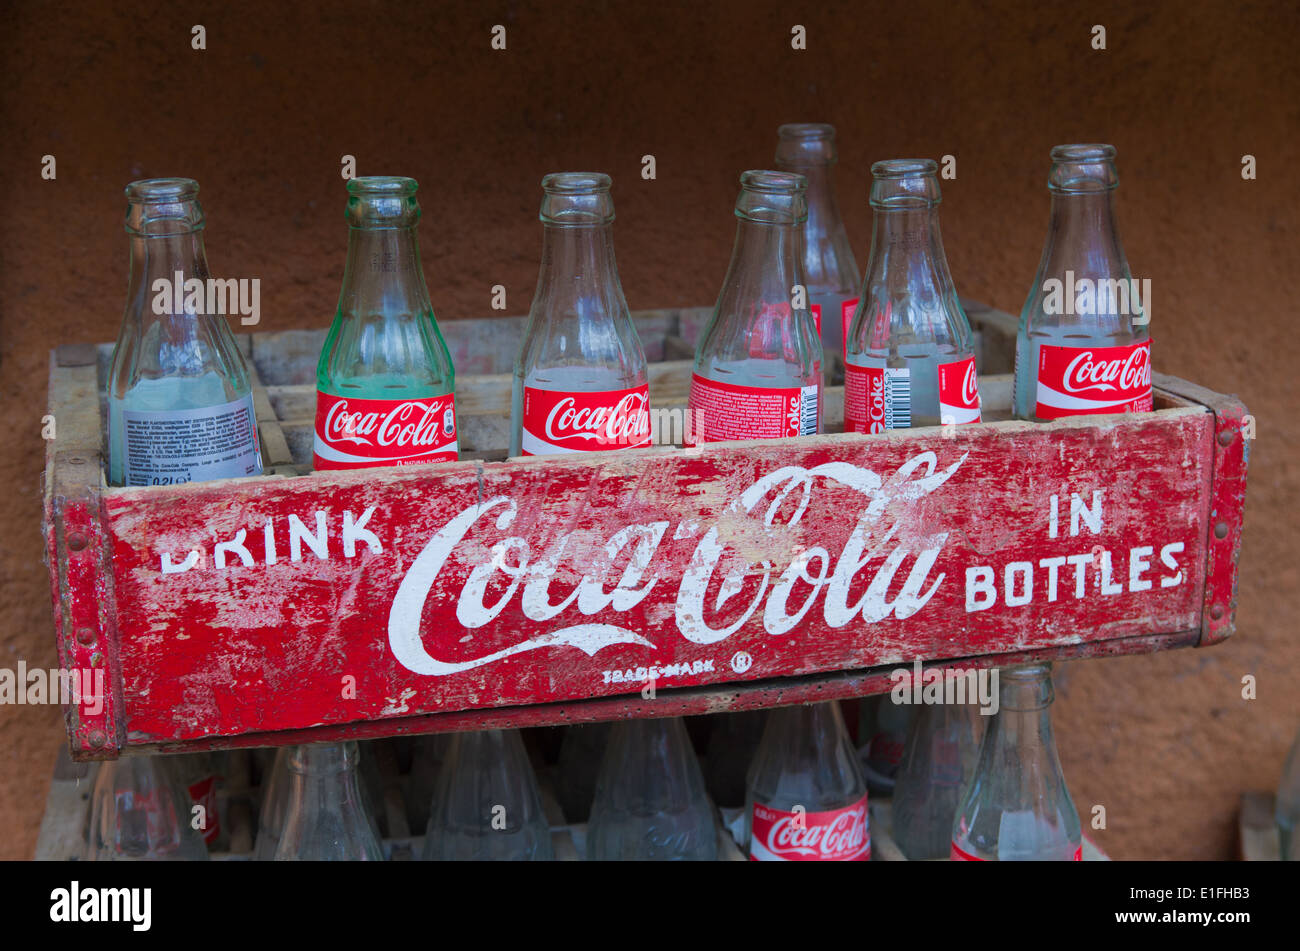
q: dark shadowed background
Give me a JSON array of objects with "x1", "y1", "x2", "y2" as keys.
[{"x1": 1, "y1": 0, "x2": 1296, "y2": 859}]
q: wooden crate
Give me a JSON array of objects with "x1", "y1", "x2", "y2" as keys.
[{"x1": 42, "y1": 302, "x2": 1249, "y2": 759}]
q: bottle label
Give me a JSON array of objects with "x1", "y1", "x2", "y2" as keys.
[
  {"x1": 810, "y1": 303, "x2": 822, "y2": 337},
  {"x1": 1035, "y1": 340, "x2": 1152, "y2": 419},
  {"x1": 938, "y1": 355, "x2": 983, "y2": 424},
  {"x1": 121, "y1": 395, "x2": 261, "y2": 486},
  {"x1": 686, "y1": 374, "x2": 817, "y2": 444},
  {"x1": 951, "y1": 841, "x2": 1083, "y2": 861},
  {"x1": 749, "y1": 797, "x2": 871, "y2": 861},
  {"x1": 186, "y1": 775, "x2": 220, "y2": 845},
  {"x1": 313, "y1": 392, "x2": 458, "y2": 469},
  {"x1": 867, "y1": 731, "x2": 905, "y2": 771},
  {"x1": 841, "y1": 298, "x2": 860, "y2": 360},
  {"x1": 521, "y1": 384, "x2": 652, "y2": 455},
  {"x1": 844, "y1": 364, "x2": 910, "y2": 433}
]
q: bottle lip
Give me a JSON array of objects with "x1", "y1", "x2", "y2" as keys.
[
  {"x1": 870, "y1": 159, "x2": 941, "y2": 209},
  {"x1": 1001, "y1": 662, "x2": 1052, "y2": 680},
  {"x1": 539, "y1": 172, "x2": 615, "y2": 226},
  {"x1": 739, "y1": 169, "x2": 806, "y2": 194},
  {"x1": 1049, "y1": 144, "x2": 1118, "y2": 193},
  {"x1": 775, "y1": 123, "x2": 837, "y2": 167},
  {"x1": 736, "y1": 170, "x2": 807, "y2": 224},
  {"x1": 346, "y1": 176, "x2": 421, "y2": 229},
  {"x1": 125, "y1": 178, "x2": 199, "y2": 202},
  {"x1": 348, "y1": 176, "x2": 418, "y2": 197},
  {"x1": 124, "y1": 178, "x2": 204, "y2": 235},
  {"x1": 542, "y1": 172, "x2": 611, "y2": 194}
]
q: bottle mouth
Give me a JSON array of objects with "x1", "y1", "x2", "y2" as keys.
[
  {"x1": 736, "y1": 170, "x2": 808, "y2": 224},
  {"x1": 1049, "y1": 144, "x2": 1118, "y2": 193},
  {"x1": 346, "y1": 176, "x2": 420, "y2": 228},
  {"x1": 540, "y1": 172, "x2": 615, "y2": 226},
  {"x1": 870, "y1": 159, "x2": 941, "y2": 209},
  {"x1": 124, "y1": 178, "x2": 204, "y2": 235},
  {"x1": 775, "y1": 123, "x2": 837, "y2": 166}
]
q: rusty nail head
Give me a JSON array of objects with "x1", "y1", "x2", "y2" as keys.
[
  {"x1": 1214, "y1": 522, "x2": 1229, "y2": 539},
  {"x1": 67, "y1": 532, "x2": 87, "y2": 552},
  {"x1": 76, "y1": 627, "x2": 95, "y2": 646},
  {"x1": 1210, "y1": 604, "x2": 1226, "y2": 621},
  {"x1": 1218, "y1": 430, "x2": 1233, "y2": 447},
  {"x1": 87, "y1": 730, "x2": 107, "y2": 749}
]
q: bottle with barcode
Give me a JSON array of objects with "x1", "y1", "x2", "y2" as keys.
[
  {"x1": 844, "y1": 160, "x2": 981, "y2": 433},
  {"x1": 688, "y1": 171, "x2": 822, "y2": 444},
  {"x1": 774, "y1": 123, "x2": 861, "y2": 376},
  {"x1": 106, "y1": 179, "x2": 263, "y2": 487}
]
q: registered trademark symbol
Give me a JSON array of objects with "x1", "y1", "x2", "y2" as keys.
[{"x1": 731, "y1": 651, "x2": 753, "y2": 673}]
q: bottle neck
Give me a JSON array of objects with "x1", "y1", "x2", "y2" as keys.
[
  {"x1": 720, "y1": 217, "x2": 802, "y2": 316},
  {"x1": 532, "y1": 222, "x2": 624, "y2": 322},
  {"x1": 125, "y1": 231, "x2": 211, "y2": 320},
  {"x1": 287, "y1": 743, "x2": 364, "y2": 797},
  {"x1": 339, "y1": 225, "x2": 432, "y2": 318},
  {"x1": 983, "y1": 671, "x2": 1060, "y2": 769},
  {"x1": 866, "y1": 206, "x2": 952, "y2": 302},
  {"x1": 1039, "y1": 191, "x2": 1127, "y2": 282}
]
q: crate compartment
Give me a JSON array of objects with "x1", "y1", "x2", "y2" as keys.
[{"x1": 43, "y1": 303, "x2": 1249, "y2": 759}]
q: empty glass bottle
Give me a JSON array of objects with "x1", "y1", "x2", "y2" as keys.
[
  {"x1": 106, "y1": 178, "x2": 262, "y2": 487},
  {"x1": 702, "y1": 710, "x2": 767, "y2": 809},
  {"x1": 951, "y1": 664, "x2": 1082, "y2": 860},
  {"x1": 511, "y1": 172, "x2": 650, "y2": 456},
  {"x1": 555, "y1": 722, "x2": 610, "y2": 822},
  {"x1": 587, "y1": 717, "x2": 719, "y2": 860},
  {"x1": 314, "y1": 176, "x2": 458, "y2": 470},
  {"x1": 1277, "y1": 724, "x2": 1300, "y2": 860},
  {"x1": 252, "y1": 746, "x2": 290, "y2": 861},
  {"x1": 845, "y1": 160, "x2": 980, "y2": 433},
  {"x1": 421, "y1": 728, "x2": 553, "y2": 861},
  {"x1": 774, "y1": 123, "x2": 860, "y2": 372},
  {"x1": 745, "y1": 702, "x2": 870, "y2": 861},
  {"x1": 688, "y1": 170, "x2": 822, "y2": 443},
  {"x1": 172, "y1": 751, "x2": 227, "y2": 851},
  {"x1": 407, "y1": 733, "x2": 451, "y2": 835},
  {"x1": 274, "y1": 742, "x2": 384, "y2": 861},
  {"x1": 87, "y1": 756, "x2": 210, "y2": 861},
  {"x1": 891, "y1": 696, "x2": 983, "y2": 859},
  {"x1": 1013, "y1": 144, "x2": 1151, "y2": 421},
  {"x1": 859, "y1": 694, "x2": 915, "y2": 794}
]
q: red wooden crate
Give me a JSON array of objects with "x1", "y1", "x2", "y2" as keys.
[{"x1": 43, "y1": 303, "x2": 1249, "y2": 760}]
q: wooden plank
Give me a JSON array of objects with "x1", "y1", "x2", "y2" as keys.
[
  {"x1": 245, "y1": 338, "x2": 298, "y2": 476},
  {"x1": 34, "y1": 747, "x2": 98, "y2": 861}
]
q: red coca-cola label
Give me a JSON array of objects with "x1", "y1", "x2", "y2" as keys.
[
  {"x1": 186, "y1": 775, "x2": 220, "y2": 845},
  {"x1": 687, "y1": 374, "x2": 817, "y2": 445},
  {"x1": 841, "y1": 298, "x2": 860, "y2": 359},
  {"x1": 844, "y1": 364, "x2": 888, "y2": 434},
  {"x1": 1035, "y1": 340, "x2": 1152, "y2": 419},
  {"x1": 313, "y1": 392, "x2": 458, "y2": 469},
  {"x1": 867, "y1": 731, "x2": 905, "y2": 769},
  {"x1": 521, "y1": 385, "x2": 651, "y2": 456},
  {"x1": 939, "y1": 355, "x2": 982, "y2": 424},
  {"x1": 810, "y1": 303, "x2": 822, "y2": 337},
  {"x1": 951, "y1": 841, "x2": 1082, "y2": 861},
  {"x1": 749, "y1": 797, "x2": 870, "y2": 861}
]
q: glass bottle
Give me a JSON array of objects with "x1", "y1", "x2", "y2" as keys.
[
  {"x1": 702, "y1": 710, "x2": 767, "y2": 809},
  {"x1": 407, "y1": 733, "x2": 451, "y2": 835},
  {"x1": 586, "y1": 717, "x2": 719, "y2": 860},
  {"x1": 745, "y1": 702, "x2": 869, "y2": 861},
  {"x1": 511, "y1": 172, "x2": 649, "y2": 456},
  {"x1": 555, "y1": 722, "x2": 610, "y2": 822},
  {"x1": 252, "y1": 746, "x2": 289, "y2": 861},
  {"x1": 688, "y1": 170, "x2": 822, "y2": 443},
  {"x1": 273, "y1": 742, "x2": 384, "y2": 861},
  {"x1": 861, "y1": 694, "x2": 916, "y2": 794},
  {"x1": 1014, "y1": 144, "x2": 1151, "y2": 421},
  {"x1": 845, "y1": 159, "x2": 980, "y2": 432},
  {"x1": 1277, "y1": 724, "x2": 1300, "y2": 860},
  {"x1": 774, "y1": 123, "x2": 860, "y2": 372},
  {"x1": 951, "y1": 664, "x2": 1082, "y2": 860},
  {"x1": 86, "y1": 755, "x2": 210, "y2": 861},
  {"x1": 314, "y1": 176, "x2": 458, "y2": 469},
  {"x1": 421, "y1": 728, "x2": 554, "y2": 861},
  {"x1": 106, "y1": 178, "x2": 262, "y2": 487},
  {"x1": 891, "y1": 696, "x2": 983, "y2": 859}
]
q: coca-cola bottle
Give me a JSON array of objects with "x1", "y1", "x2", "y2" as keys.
[
  {"x1": 511, "y1": 173, "x2": 650, "y2": 456},
  {"x1": 951, "y1": 664, "x2": 1082, "y2": 860},
  {"x1": 702, "y1": 710, "x2": 767, "y2": 809},
  {"x1": 171, "y1": 751, "x2": 227, "y2": 851},
  {"x1": 586, "y1": 717, "x2": 718, "y2": 860},
  {"x1": 844, "y1": 159, "x2": 981, "y2": 432},
  {"x1": 774, "y1": 123, "x2": 861, "y2": 372},
  {"x1": 107, "y1": 178, "x2": 262, "y2": 487},
  {"x1": 252, "y1": 746, "x2": 289, "y2": 861},
  {"x1": 1013, "y1": 144, "x2": 1151, "y2": 421},
  {"x1": 1277, "y1": 724, "x2": 1300, "y2": 860},
  {"x1": 688, "y1": 170, "x2": 822, "y2": 443},
  {"x1": 314, "y1": 176, "x2": 458, "y2": 469},
  {"x1": 555, "y1": 722, "x2": 610, "y2": 822},
  {"x1": 421, "y1": 729, "x2": 554, "y2": 861},
  {"x1": 273, "y1": 742, "x2": 384, "y2": 861},
  {"x1": 86, "y1": 756, "x2": 210, "y2": 861},
  {"x1": 407, "y1": 733, "x2": 450, "y2": 835},
  {"x1": 860, "y1": 694, "x2": 915, "y2": 793},
  {"x1": 891, "y1": 696, "x2": 983, "y2": 860},
  {"x1": 745, "y1": 702, "x2": 870, "y2": 861}
]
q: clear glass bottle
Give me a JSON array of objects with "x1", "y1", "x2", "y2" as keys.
[
  {"x1": 860, "y1": 694, "x2": 916, "y2": 794},
  {"x1": 702, "y1": 710, "x2": 767, "y2": 809},
  {"x1": 314, "y1": 176, "x2": 458, "y2": 469},
  {"x1": 1014, "y1": 145, "x2": 1151, "y2": 421},
  {"x1": 407, "y1": 733, "x2": 451, "y2": 835},
  {"x1": 586, "y1": 717, "x2": 719, "y2": 860},
  {"x1": 106, "y1": 178, "x2": 262, "y2": 487},
  {"x1": 891, "y1": 697, "x2": 983, "y2": 859},
  {"x1": 745, "y1": 702, "x2": 870, "y2": 861},
  {"x1": 774, "y1": 123, "x2": 860, "y2": 373},
  {"x1": 252, "y1": 746, "x2": 289, "y2": 861},
  {"x1": 511, "y1": 173, "x2": 649, "y2": 456},
  {"x1": 171, "y1": 751, "x2": 227, "y2": 851},
  {"x1": 688, "y1": 170, "x2": 822, "y2": 443},
  {"x1": 421, "y1": 728, "x2": 554, "y2": 861},
  {"x1": 555, "y1": 722, "x2": 610, "y2": 822},
  {"x1": 951, "y1": 664, "x2": 1082, "y2": 860},
  {"x1": 845, "y1": 160, "x2": 980, "y2": 432},
  {"x1": 273, "y1": 742, "x2": 384, "y2": 861},
  {"x1": 86, "y1": 755, "x2": 210, "y2": 861},
  {"x1": 1277, "y1": 724, "x2": 1300, "y2": 860}
]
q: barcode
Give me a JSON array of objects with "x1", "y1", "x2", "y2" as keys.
[
  {"x1": 885, "y1": 368, "x2": 911, "y2": 429},
  {"x1": 800, "y1": 385, "x2": 819, "y2": 435}
]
